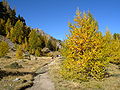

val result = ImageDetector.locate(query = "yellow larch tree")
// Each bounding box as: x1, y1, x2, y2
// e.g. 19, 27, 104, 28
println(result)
61, 10, 110, 81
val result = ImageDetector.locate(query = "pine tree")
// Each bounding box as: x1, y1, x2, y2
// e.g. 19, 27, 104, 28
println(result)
35, 48, 41, 57
2, 0, 10, 11
110, 38, 120, 64
43, 35, 49, 47
113, 33, 120, 40
28, 29, 42, 54
10, 20, 24, 43
102, 30, 113, 60
5, 18, 12, 38
107, 32, 120, 64
0, 41, 9, 57
61, 10, 109, 81
47, 39, 53, 51
16, 45, 23, 59
47, 38, 57, 51
23, 26, 31, 40
102, 31, 120, 64
22, 37, 28, 51
38, 34, 45, 48
0, 19, 5, 35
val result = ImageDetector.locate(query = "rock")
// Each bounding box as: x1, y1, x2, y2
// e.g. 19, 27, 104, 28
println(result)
0, 35, 14, 49
41, 47, 50, 53
57, 55, 61, 57
30, 55, 37, 60
13, 78, 20, 81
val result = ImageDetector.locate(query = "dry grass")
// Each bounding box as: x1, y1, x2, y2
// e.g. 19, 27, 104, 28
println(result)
0, 52, 52, 90
1, 51, 120, 90
49, 58, 120, 90
0, 74, 33, 90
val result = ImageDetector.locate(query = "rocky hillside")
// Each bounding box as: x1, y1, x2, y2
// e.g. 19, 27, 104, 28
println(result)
0, 35, 14, 49
0, 0, 62, 57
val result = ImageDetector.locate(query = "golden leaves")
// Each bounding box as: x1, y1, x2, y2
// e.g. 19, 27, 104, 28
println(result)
61, 10, 110, 81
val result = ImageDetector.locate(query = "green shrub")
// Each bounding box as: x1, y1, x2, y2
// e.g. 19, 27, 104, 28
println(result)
5, 62, 23, 69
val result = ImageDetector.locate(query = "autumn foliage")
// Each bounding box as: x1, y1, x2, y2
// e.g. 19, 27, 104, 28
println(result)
0, 41, 9, 57
60, 10, 115, 81
16, 45, 23, 59
0, 0, 61, 58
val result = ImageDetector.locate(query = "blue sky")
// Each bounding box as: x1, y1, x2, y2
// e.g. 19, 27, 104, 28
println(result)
5, 0, 120, 40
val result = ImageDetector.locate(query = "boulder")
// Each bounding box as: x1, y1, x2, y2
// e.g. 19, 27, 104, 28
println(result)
41, 47, 50, 53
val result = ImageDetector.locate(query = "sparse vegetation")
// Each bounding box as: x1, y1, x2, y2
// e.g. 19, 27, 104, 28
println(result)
5, 62, 23, 69
0, 51, 52, 90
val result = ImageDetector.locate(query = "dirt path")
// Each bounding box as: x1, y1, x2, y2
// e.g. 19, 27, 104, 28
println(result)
26, 60, 55, 90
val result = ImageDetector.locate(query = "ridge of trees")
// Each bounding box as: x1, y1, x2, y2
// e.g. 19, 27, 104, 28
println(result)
0, 0, 61, 57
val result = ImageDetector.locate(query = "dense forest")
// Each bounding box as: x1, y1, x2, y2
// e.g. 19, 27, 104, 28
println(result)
0, 0, 61, 58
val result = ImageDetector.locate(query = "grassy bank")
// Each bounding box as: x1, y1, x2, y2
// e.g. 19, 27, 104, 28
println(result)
49, 58, 120, 90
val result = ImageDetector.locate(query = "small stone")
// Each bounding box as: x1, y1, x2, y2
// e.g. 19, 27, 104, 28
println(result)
13, 78, 20, 81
